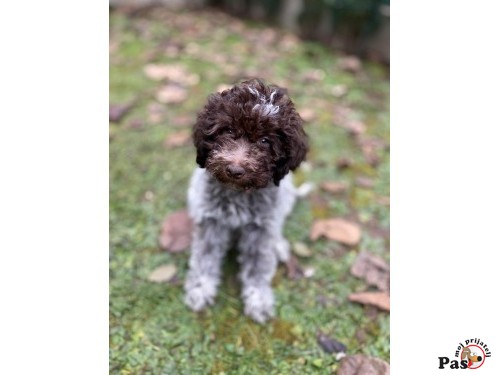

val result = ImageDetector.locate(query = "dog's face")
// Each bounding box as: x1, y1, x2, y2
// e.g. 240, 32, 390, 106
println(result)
193, 79, 308, 191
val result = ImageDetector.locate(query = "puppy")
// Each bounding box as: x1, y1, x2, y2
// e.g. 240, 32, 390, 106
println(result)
184, 79, 308, 323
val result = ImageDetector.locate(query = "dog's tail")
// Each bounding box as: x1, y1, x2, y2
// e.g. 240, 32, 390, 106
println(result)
293, 182, 314, 198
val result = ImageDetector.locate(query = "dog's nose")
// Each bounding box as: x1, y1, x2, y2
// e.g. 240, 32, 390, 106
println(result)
477, 356, 482, 361
226, 164, 245, 179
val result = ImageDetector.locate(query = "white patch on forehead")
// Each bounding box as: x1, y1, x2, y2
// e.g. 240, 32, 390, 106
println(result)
247, 87, 280, 117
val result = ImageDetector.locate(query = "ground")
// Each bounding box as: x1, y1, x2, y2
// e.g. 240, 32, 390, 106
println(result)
110, 6, 389, 374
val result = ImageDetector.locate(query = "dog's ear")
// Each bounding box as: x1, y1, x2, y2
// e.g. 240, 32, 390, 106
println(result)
193, 119, 208, 167
193, 93, 224, 168
273, 111, 308, 185
461, 348, 470, 360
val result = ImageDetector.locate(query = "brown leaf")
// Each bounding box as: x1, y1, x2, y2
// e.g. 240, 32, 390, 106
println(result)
299, 107, 316, 122
159, 210, 193, 252
348, 292, 390, 311
338, 56, 363, 74
164, 130, 191, 148
144, 63, 200, 86
350, 251, 390, 291
357, 137, 387, 167
148, 264, 177, 283
147, 102, 166, 124
171, 114, 194, 127
355, 176, 375, 189
109, 102, 134, 123
310, 218, 361, 246
338, 354, 390, 375
156, 84, 188, 104
336, 157, 354, 170
320, 181, 348, 194
285, 255, 303, 280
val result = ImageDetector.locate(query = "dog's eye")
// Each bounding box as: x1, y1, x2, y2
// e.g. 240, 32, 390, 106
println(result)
225, 128, 234, 135
260, 137, 270, 145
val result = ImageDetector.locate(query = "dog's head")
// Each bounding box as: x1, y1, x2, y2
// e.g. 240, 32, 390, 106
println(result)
193, 79, 308, 191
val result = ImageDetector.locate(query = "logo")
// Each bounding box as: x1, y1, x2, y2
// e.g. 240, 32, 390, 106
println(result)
438, 338, 492, 369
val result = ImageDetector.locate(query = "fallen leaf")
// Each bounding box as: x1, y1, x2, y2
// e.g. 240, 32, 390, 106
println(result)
159, 210, 193, 252
355, 176, 375, 189
147, 102, 166, 124
285, 255, 303, 280
331, 84, 348, 97
164, 130, 191, 148
316, 331, 346, 354
320, 181, 348, 194
144, 63, 200, 86
292, 242, 312, 258
310, 218, 361, 246
357, 137, 387, 167
338, 55, 363, 74
338, 354, 389, 375
171, 114, 194, 127
109, 102, 134, 123
336, 157, 354, 170
148, 264, 177, 283
299, 107, 316, 122
156, 84, 188, 104
348, 292, 390, 311
350, 251, 390, 291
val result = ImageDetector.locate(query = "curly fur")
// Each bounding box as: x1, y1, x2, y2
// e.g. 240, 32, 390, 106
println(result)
184, 79, 308, 323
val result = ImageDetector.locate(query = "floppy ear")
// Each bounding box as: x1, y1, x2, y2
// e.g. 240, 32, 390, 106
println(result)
272, 112, 308, 185
193, 118, 209, 168
461, 349, 469, 360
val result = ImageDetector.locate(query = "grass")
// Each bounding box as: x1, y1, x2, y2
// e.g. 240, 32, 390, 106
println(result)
110, 6, 389, 374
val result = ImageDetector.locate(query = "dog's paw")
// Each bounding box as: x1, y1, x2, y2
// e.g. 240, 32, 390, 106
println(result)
184, 278, 217, 312
275, 238, 290, 263
242, 285, 275, 324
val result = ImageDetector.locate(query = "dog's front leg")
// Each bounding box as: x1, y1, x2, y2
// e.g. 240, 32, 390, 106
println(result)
184, 219, 230, 312
238, 224, 278, 323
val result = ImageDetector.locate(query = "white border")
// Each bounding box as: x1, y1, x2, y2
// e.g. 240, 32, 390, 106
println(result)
0, 1, 108, 374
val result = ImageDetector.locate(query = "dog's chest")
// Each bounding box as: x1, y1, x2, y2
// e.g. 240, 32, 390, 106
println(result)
203, 188, 276, 228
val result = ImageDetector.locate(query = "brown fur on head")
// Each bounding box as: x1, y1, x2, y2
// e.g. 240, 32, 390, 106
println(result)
193, 79, 308, 190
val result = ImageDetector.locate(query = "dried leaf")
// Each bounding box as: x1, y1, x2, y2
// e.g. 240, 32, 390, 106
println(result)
171, 114, 194, 127
355, 177, 375, 189
147, 102, 166, 124
148, 264, 177, 283
156, 84, 188, 104
285, 255, 303, 280
144, 63, 200, 86
338, 355, 389, 375
331, 84, 348, 98
320, 181, 348, 194
159, 210, 193, 252
164, 130, 191, 148
338, 56, 363, 74
310, 218, 361, 246
299, 107, 316, 122
316, 331, 346, 354
336, 157, 354, 170
292, 242, 312, 258
109, 102, 134, 123
357, 137, 387, 167
350, 252, 390, 291
348, 292, 390, 311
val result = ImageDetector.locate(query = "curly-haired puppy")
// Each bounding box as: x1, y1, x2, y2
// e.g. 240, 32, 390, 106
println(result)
184, 79, 308, 323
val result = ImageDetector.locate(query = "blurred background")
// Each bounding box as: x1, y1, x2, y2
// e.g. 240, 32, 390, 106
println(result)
110, 1, 390, 373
